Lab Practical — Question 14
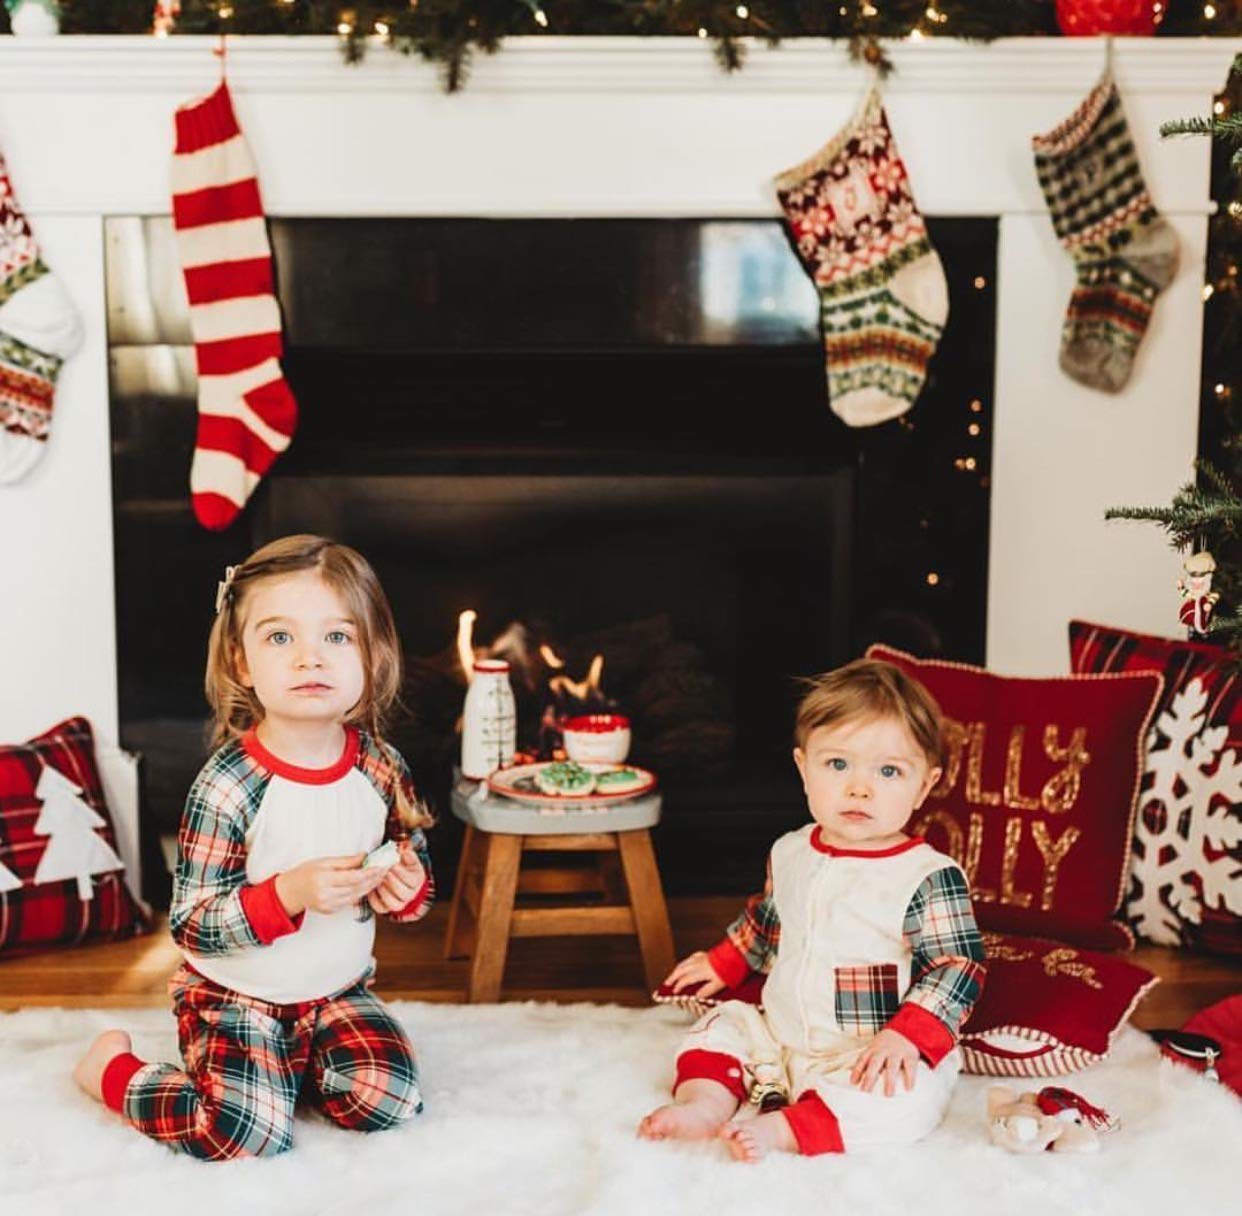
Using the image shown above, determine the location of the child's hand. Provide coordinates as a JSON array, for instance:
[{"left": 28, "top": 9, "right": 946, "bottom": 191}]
[
  {"left": 849, "top": 1028, "right": 921, "bottom": 1096},
  {"left": 275, "top": 854, "right": 386, "bottom": 917},
  {"left": 367, "top": 841, "right": 427, "bottom": 915},
  {"left": 664, "top": 951, "right": 726, "bottom": 997}
]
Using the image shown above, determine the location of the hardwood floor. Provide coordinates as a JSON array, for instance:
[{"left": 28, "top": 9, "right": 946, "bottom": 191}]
[{"left": 1, "top": 898, "right": 1237, "bottom": 1031}]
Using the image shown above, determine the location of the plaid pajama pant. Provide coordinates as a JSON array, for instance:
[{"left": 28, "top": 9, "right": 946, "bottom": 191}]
[{"left": 121, "top": 964, "right": 421, "bottom": 1160}]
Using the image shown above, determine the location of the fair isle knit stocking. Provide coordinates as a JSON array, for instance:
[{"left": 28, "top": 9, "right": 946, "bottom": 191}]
[
  {"left": 171, "top": 81, "right": 297, "bottom": 530},
  {"left": 775, "top": 89, "right": 948, "bottom": 428},
  {"left": 0, "top": 153, "right": 83, "bottom": 484},
  {"left": 1032, "top": 73, "right": 1179, "bottom": 394}
]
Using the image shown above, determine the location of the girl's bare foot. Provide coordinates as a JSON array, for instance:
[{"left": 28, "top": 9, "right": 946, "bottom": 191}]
[
  {"left": 720, "top": 1110, "right": 797, "bottom": 1163},
  {"left": 72, "top": 1029, "right": 132, "bottom": 1103}
]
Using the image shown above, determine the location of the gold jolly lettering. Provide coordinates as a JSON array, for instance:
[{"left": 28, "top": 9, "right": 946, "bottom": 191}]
[
  {"left": 1041, "top": 726, "right": 1091, "bottom": 814},
  {"left": 1003, "top": 725, "right": 1042, "bottom": 811},
  {"left": 999, "top": 816, "right": 1033, "bottom": 908},
  {"left": 1030, "top": 820, "right": 1081, "bottom": 910},
  {"left": 965, "top": 722, "right": 1002, "bottom": 806}
]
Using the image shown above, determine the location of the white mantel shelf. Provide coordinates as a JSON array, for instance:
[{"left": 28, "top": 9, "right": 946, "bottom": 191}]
[
  {"left": 0, "top": 34, "right": 1234, "bottom": 94},
  {"left": 0, "top": 33, "right": 1239, "bottom": 762}
]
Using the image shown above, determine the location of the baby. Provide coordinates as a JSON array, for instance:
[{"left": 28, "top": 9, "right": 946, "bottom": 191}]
[{"left": 639, "top": 658, "right": 986, "bottom": 1161}]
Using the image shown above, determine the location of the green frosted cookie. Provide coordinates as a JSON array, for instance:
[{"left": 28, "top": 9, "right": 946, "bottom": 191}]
[
  {"left": 594, "top": 768, "right": 644, "bottom": 794},
  {"left": 535, "top": 760, "right": 596, "bottom": 796}
]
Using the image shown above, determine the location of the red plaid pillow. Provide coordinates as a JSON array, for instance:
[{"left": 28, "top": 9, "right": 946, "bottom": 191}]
[
  {"left": 961, "top": 932, "right": 1157, "bottom": 1077},
  {"left": 1070, "top": 620, "right": 1242, "bottom": 956},
  {"left": 0, "top": 717, "right": 148, "bottom": 957},
  {"left": 866, "top": 645, "right": 1163, "bottom": 950}
]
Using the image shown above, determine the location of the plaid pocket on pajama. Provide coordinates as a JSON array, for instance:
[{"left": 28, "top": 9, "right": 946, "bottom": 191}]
[{"left": 833, "top": 962, "right": 900, "bottom": 1034}]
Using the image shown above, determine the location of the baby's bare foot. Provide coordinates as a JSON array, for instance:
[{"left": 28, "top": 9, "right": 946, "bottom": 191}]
[
  {"left": 720, "top": 1111, "right": 797, "bottom": 1163},
  {"left": 637, "top": 1100, "right": 727, "bottom": 1142},
  {"left": 72, "top": 1029, "right": 132, "bottom": 1103}
]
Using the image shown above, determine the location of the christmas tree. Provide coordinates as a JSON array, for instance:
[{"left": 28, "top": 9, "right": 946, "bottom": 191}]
[
  {"left": 1107, "top": 54, "right": 1242, "bottom": 655},
  {"left": 32, "top": 764, "right": 124, "bottom": 901},
  {"left": 0, "top": 858, "right": 20, "bottom": 894}
]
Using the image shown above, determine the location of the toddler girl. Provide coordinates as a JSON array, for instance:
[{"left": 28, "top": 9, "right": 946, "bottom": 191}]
[
  {"left": 639, "top": 659, "right": 986, "bottom": 1161},
  {"left": 73, "top": 535, "right": 434, "bottom": 1159}
]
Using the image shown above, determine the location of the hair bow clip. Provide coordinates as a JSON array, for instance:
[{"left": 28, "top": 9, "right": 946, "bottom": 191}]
[{"left": 215, "top": 565, "right": 239, "bottom": 615}]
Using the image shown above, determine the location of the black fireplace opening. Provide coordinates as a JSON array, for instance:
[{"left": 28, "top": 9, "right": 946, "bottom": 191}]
[{"left": 107, "top": 216, "right": 998, "bottom": 902}]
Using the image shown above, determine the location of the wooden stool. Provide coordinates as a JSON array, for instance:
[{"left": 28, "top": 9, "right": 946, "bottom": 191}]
[{"left": 444, "top": 782, "right": 676, "bottom": 1002}]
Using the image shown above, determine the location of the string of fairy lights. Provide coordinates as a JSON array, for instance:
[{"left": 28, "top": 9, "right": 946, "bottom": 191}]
[{"left": 43, "top": 0, "right": 1240, "bottom": 614}]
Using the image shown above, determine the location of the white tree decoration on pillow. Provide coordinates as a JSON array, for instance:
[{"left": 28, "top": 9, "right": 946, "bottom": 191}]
[
  {"left": 1130, "top": 678, "right": 1242, "bottom": 943},
  {"left": 32, "top": 764, "right": 123, "bottom": 901},
  {"left": 0, "top": 858, "right": 20, "bottom": 894}
]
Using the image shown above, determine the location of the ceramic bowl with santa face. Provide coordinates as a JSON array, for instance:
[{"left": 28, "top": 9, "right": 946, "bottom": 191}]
[{"left": 561, "top": 714, "right": 632, "bottom": 764}]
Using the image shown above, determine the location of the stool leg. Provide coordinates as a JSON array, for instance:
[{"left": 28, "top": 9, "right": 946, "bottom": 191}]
[
  {"left": 468, "top": 832, "right": 522, "bottom": 1003},
  {"left": 444, "top": 823, "right": 479, "bottom": 961},
  {"left": 616, "top": 829, "right": 676, "bottom": 993}
]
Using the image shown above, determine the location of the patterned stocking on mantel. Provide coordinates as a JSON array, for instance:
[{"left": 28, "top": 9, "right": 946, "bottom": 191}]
[{"left": 775, "top": 89, "right": 949, "bottom": 429}]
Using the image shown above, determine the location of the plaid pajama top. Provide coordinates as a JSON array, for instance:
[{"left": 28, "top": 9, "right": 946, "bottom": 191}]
[
  {"left": 707, "top": 827, "right": 984, "bottom": 1064},
  {"left": 171, "top": 727, "right": 433, "bottom": 1004}
]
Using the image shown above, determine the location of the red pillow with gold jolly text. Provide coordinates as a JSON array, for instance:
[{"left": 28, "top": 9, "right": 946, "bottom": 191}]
[{"left": 865, "top": 645, "right": 1163, "bottom": 950}]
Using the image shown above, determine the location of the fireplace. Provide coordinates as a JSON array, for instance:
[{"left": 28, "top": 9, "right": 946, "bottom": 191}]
[{"left": 107, "top": 214, "right": 996, "bottom": 902}]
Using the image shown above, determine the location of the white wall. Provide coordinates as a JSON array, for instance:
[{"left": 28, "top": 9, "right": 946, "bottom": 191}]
[
  {"left": 0, "top": 214, "right": 116, "bottom": 743},
  {"left": 0, "top": 35, "right": 1238, "bottom": 752}
]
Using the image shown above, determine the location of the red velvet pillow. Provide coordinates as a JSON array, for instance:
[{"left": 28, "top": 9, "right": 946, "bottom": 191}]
[
  {"left": 866, "top": 645, "right": 1163, "bottom": 950},
  {"left": 653, "top": 933, "right": 1155, "bottom": 1079},
  {"left": 1070, "top": 620, "right": 1242, "bottom": 956},
  {"left": 0, "top": 717, "right": 148, "bottom": 957},
  {"left": 960, "top": 931, "right": 1158, "bottom": 1077}
]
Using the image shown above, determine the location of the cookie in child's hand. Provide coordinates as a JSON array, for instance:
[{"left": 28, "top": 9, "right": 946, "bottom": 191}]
[{"left": 363, "top": 840, "right": 401, "bottom": 871}]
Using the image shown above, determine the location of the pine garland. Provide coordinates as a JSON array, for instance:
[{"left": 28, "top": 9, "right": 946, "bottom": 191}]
[
  {"left": 35, "top": 1, "right": 1241, "bottom": 92},
  {"left": 1109, "top": 54, "right": 1242, "bottom": 655}
]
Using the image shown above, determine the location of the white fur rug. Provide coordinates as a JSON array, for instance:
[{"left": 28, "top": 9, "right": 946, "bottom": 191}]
[{"left": 2, "top": 1002, "right": 1239, "bottom": 1216}]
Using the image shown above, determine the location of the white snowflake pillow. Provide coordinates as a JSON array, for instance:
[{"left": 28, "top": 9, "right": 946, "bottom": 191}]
[{"left": 1071, "top": 621, "right": 1242, "bottom": 956}]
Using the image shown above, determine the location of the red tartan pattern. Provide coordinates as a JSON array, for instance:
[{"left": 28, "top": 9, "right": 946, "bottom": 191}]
[
  {"left": 119, "top": 964, "right": 421, "bottom": 1159},
  {"left": 0, "top": 717, "right": 147, "bottom": 958}
]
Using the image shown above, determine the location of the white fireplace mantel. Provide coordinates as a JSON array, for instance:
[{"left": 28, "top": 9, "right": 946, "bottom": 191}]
[{"left": 1, "top": 35, "right": 1239, "bottom": 755}]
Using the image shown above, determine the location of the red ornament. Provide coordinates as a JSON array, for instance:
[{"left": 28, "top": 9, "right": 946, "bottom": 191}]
[{"left": 1055, "top": 0, "right": 1166, "bottom": 35}]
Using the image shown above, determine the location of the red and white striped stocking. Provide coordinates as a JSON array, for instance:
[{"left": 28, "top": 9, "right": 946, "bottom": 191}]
[{"left": 171, "top": 81, "right": 297, "bottom": 531}]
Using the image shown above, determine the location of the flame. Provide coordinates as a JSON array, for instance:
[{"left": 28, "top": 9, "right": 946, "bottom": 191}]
[
  {"left": 539, "top": 644, "right": 565, "bottom": 669},
  {"left": 457, "top": 609, "right": 477, "bottom": 683},
  {"left": 549, "top": 653, "right": 604, "bottom": 701}
]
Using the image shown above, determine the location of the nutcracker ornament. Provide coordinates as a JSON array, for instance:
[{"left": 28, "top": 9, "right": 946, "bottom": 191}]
[{"left": 1177, "top": 551, "right": 1220, "bottom": 641}]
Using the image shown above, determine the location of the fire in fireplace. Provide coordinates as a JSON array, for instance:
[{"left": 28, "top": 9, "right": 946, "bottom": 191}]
[{"left": 106, "top": 214, "right": 996, "bottom": 902}]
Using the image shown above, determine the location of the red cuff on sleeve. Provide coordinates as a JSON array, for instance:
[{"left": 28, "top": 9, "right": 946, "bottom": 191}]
[
  {"left": 782, "top": 1091, "right": 844, "bottom": 1156},
  {"left": 391, "top": 875, "right": 431, "bottom": 920},
  {"left": 102, "top": 1052, "right": 146, "bottom": 1114},
  {"left": 706, "top": 939, "right": 752, "bottom": 989},
  {"left": 241, "top": 875, "right": 304, "bottom": 945},
  {"left": 674, "top": 1049, "right": 748, "bottom": 1102},
  {"left": 885, "top": 1002, "right": 956, "bottom": 1067}
]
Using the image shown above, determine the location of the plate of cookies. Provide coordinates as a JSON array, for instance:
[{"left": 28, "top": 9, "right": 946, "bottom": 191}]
[{"left": 486, "top": 759, "right": 657, "bottom": 806}]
